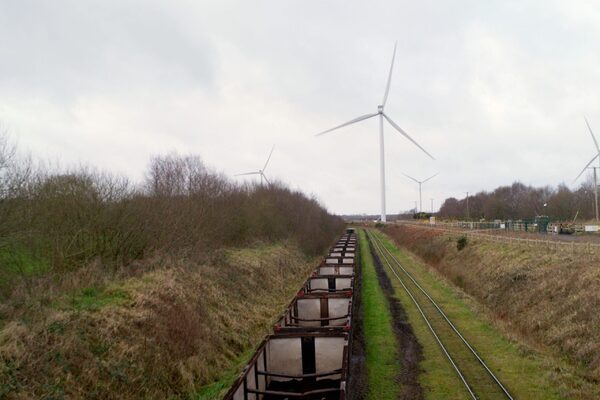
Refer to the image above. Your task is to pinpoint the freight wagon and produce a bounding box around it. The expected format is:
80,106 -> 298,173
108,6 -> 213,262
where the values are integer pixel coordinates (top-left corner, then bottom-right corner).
224,230 -> 357,400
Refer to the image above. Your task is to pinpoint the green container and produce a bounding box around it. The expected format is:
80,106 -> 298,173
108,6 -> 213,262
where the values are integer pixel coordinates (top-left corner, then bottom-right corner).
535,216 -> 550,233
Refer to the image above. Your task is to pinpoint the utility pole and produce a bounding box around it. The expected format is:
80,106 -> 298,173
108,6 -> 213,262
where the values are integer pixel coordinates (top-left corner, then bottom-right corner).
465,191 -> 470,220
430,198 -> 434,213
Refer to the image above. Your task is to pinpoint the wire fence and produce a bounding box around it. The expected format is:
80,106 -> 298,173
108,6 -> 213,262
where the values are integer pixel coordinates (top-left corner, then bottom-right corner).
396,221 -> 600,255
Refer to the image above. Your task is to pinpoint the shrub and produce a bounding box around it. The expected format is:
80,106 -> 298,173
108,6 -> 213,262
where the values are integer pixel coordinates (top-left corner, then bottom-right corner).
0,144 -> 344,296
457,236 -> 468,251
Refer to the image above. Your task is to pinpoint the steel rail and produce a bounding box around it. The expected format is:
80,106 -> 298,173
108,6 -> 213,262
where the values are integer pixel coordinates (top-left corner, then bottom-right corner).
365,230 -> 477,399
368,230 -> 514,399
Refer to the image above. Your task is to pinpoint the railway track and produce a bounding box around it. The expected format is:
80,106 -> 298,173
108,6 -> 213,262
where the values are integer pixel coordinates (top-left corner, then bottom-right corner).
366,229 -> 514,400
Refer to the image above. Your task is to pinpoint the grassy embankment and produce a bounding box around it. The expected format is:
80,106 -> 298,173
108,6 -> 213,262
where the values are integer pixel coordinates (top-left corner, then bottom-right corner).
374,226 -> 599,399
381,224 -> 600,399
357,229 -> 401,399
0,243 -> 319,399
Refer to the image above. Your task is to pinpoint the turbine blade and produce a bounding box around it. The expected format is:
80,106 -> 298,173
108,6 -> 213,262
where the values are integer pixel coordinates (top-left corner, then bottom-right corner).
383,113 -> 435,160
263,145 -> 275,172
262,173 -> 271,185
574,153 -> 600,182
401,172 -> 419,183
235,171 -> 260,176
315,113 -> 378,136
584,116 -> 600,153
422,172 -> 439,183
382,41 -> 397,108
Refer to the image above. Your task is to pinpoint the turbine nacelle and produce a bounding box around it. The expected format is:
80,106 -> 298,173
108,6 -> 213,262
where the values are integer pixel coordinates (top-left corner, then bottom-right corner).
235,146 -> 275,186
315,41 -> 435,223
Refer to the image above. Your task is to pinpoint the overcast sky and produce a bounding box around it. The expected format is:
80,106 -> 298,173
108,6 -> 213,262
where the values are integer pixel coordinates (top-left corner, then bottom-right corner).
1,1 -> 600,215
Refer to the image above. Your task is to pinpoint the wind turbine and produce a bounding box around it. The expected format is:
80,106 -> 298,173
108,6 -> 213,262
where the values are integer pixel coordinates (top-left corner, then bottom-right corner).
235,146 -> 275,186
574,117 -> 600,222
316,42 -> 434,223
401,172 -> 439,213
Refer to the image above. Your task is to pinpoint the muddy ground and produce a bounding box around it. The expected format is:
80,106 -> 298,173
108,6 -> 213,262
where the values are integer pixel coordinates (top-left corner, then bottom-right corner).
348,242 -> 367,400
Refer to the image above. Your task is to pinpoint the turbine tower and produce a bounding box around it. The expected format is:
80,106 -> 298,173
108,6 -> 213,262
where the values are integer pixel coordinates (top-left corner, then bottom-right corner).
316,42 -> 434,223
574,117 -> 600,222
235,146 -> 275,186
401,172 -> 439,213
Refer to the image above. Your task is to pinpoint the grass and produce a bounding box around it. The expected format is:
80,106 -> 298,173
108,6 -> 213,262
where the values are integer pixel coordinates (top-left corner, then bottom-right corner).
194,349 -> 254,400
358,229 -> 400,400
370,229 -> 570,400
65,287 -> 130,311
0,242 -> 321,399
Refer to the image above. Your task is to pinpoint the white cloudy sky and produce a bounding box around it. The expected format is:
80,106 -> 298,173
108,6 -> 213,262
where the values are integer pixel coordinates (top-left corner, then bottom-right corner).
1,1 -> 600,215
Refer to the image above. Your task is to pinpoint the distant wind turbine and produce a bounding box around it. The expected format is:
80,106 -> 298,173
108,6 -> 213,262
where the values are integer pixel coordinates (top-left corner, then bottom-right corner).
235,146 -> 275,186
574,117 -> 600,221
402,172 -> 439,213
316,42 -> 434,223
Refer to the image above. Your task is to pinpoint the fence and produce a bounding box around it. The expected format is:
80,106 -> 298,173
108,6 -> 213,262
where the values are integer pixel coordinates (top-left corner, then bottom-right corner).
396,221 -> 600,255
412,219 -> 600,234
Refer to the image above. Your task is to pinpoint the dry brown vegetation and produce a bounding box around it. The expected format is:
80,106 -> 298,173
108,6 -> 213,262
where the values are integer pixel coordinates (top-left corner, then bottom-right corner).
0,132 -> 343,398
381,224 -> 600,389
0,150 -> 341,290
1,244 -> 318,398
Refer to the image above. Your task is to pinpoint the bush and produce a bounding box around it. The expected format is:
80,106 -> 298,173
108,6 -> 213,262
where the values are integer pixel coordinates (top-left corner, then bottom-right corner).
457,236 -> 468,251
0,143 -> 344,296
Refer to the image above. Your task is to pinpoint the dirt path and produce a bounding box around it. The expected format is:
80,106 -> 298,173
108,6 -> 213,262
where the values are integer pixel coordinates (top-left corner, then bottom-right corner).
365,233 -> 423,400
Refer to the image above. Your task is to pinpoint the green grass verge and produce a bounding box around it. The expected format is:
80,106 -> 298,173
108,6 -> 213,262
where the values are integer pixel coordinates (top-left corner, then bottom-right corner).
50,286 -> 131,312
71,287 -> 130,311
371,229 -> 567,400
358,229 -> 401,400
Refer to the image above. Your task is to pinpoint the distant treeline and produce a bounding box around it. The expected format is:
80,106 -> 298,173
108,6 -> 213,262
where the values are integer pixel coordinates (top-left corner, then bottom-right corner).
0,132 -> 343,291
438,181 -> 597,221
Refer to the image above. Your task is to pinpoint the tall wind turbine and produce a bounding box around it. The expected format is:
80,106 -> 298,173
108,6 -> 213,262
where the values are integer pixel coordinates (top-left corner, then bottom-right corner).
574,117 -> 600,221
402,172 -> 439,213
316,42 -> 434,223
235,146 -> 275,186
